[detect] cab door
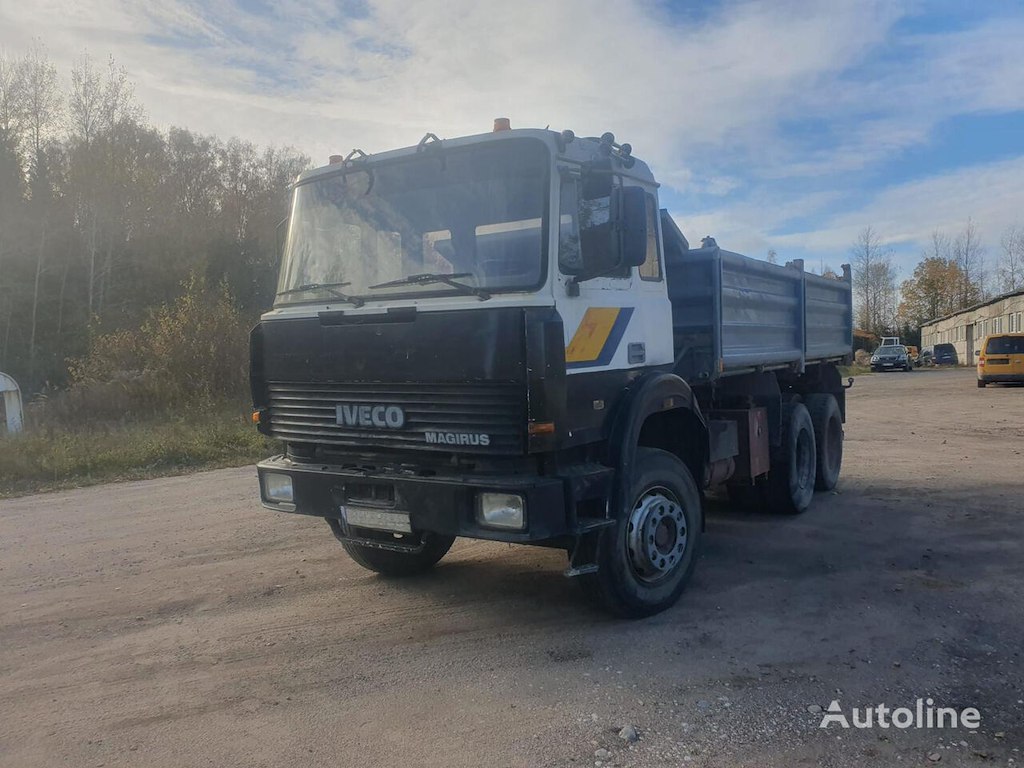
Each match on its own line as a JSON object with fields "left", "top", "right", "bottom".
{"left": 553, "top": 168, "right": 672, "bottom": 377}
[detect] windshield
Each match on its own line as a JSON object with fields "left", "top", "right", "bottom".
{"left": 876, "top": 346, "right": 906, "bottom": 355}
{"left": 985, "top": 336, "right": 1024, "bottom": 355}
{"left": 277, "top": 139, "right": 549, "bottom": 304}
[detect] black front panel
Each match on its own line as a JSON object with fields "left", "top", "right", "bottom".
{"left": 266, "top": 381, "right": 524, "bottom": 454}
{"left": 260, "top": 307, "right": 527, "bottom": 382}
{"left": 255, "top": 307, "right": 531, "bottom": 456}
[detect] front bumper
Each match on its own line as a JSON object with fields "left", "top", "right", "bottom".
{"left": 256, "top": 455, "right": 578, "bottom": 543}
{"left": 978, "top": 373, "right": 1024, "bottom": 384}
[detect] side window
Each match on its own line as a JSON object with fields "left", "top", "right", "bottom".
{"left": 638, "top": 193, "right": 662, "bottom": 281}
{"left": 558, "top": 176, "right": 583, "bottom": 274}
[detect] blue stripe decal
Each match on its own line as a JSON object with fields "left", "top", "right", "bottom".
{"left": 566, "top": 307, "right": 634, "bottom": 369}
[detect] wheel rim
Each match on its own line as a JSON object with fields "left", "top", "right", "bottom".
{"left": 626, "top": 486, "right": 688, "bottom": 585}
{"left": 794, "top": 428, "right": 814, "bottom": 490}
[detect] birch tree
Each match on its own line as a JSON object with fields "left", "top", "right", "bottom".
{"left": 851, "top": 226, "right": 898, "bottom": 336}
{"left": 998, "top": 226, "right": 1024, "bottom": 293}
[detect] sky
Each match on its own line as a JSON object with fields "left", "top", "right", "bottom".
{"left": 2, "top": 0, "right": 1023, "bottom": 280}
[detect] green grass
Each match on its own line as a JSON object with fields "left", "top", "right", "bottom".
{"left": 0, "top": 408, "right": 280, "bottom": 498}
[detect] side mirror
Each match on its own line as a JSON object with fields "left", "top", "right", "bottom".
{"left": 975, "top": 350, "right": 981, "bottom": 356}
{"left": 615, "top": 186, "right": 648, "bottom": 268}
{"left": 569, "top": 184, "right": 648, "bottom": 286}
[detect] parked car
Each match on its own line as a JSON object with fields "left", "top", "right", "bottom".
{"left": 916, "top": 346, "right": 934, "bottom": 367}
{"left": 976, "top": 333, "right": 1024, "bottom": 388}
{"left": 871, "top": 344, "right": 913, "bottom": 372}
{"left": 933, "top": 343, "right": 958, "bottom": 366}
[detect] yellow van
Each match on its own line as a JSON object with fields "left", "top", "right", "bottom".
{"left": 977, "top": 333, "right": 1024, "bottom": 388}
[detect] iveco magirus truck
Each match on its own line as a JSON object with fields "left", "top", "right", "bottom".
{"left": 250, "top": 120, "right": 853, "bottom": 617}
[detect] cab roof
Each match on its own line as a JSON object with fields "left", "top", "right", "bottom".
{"left": 296, "top": 128, "right": 657, "bottom": 187}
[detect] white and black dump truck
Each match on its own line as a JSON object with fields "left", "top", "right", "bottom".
{"left": 251, "top": 121, "right": 853, "bottom": 617}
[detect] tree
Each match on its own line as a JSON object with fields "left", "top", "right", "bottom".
{"left": 69, "top": 53, "right": 103, "bottom": 147}
{"left": 67, "top": 53, "right": 143, "bottom": 317}
{"left": 0, "top": 39, "right": 310, "bottom": 395}
{"left": 0, "top": 51, "right": 27, "bottom": 264}
{"left": 21, "top": 42, "right": 61, "bottom": 162}
{"left": 21, "top": 42, "right": 63, "bottom": 382}
{"left": 897, "top": 257, "right": 963, "bottom": 327}
{"left": 0, "top": 55, "right": 27, "bottom": 370}
{"left": 998, "top": 226, "right": 1024, "bottom": 293}
{"left": 949, "top": 218, "right": 986, "bottom": 306}
{"left": 850, "top": 226, "right": 897, "bottom": 336}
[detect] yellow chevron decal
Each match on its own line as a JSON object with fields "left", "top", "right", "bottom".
{"left": 566, "top": 307, "right": 624, "bottom": 364}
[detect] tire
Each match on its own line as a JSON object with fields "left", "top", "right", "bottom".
{"left": 583, "top": 447, "right": 702, "bottom": 618}
{"left": 804, "top": 393, "right": 843, "bottom": 491}
{"left": 977, "top": 379, "right": 986, "bottom": 388}
{"left": 763, "top": 402, "right": 816, "bottom": 515}
{"left": 338, "top": 530, "right": 455, "bottom": 577}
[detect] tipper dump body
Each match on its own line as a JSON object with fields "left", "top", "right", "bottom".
{"left": 661, "top": 213, "right": 852, "bottom": 382}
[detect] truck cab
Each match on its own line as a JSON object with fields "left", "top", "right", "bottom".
{"left": 251, "top": 123, "right": 852, "bottom": 616}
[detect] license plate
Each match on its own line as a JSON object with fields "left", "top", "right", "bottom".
{"left": 341, "top": 506, "right": 412, "bottom": 533}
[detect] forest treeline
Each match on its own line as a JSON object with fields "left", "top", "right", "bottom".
{"left": 849, "top": 218, "right": 1024, "bottom": 342}
{"left": 0, "top": 44, "right": 309, "bottom": 400}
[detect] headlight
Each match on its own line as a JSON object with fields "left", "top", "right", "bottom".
{"left": 477, "top": 492, "right": 526, "bottom": 530}
{"left": 262, "top": 472, "right": 294, "bottom": 503}
{"left": 871, "top": 356, "right": 878, "bottom": 362}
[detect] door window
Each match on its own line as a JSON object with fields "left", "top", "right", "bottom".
{"left": 558, "top": 172, "right": 630, "bottom": 279}
{"left": 638, "top": 193, "right": 662, "bottom": 282}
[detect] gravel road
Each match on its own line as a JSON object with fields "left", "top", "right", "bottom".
{"left": 2, "top": 368, "right": 1022, "bottom": 767}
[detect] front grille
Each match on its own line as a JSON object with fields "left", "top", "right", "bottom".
{"left": 266, "top": 382, "right": 525, "bottom": 455}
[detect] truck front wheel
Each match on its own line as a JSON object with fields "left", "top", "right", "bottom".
{"left": 584, "top": 447, "right": 703, "bottom": 618}
{"left": 333, "top": 526, "right": 455, "bottom": 577}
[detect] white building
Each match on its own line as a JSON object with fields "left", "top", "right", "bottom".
{"left": 920, "top": 288, "right": 1024, "bottom": 362}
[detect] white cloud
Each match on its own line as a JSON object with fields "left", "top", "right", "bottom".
{"left": 1, "top": 0, "right": 1023, "bottom": 272}
{"left": 0, "top": 0, "right": 905, "bottom": 168}
{"left": 774, "top": 155, "right": 1024, "bottom": 256}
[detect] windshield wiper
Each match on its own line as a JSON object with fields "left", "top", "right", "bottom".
{"left": 367, "top": 272, "right": 491, "bottom": 301}
{"left": 276, "top": 282, "right": 365, "bottom": 307}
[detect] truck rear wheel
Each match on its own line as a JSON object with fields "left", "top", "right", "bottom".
{"left": 335, "top": 528, "right": 455, "bottom": 577}
{"left": 764, "top": 402, "right": 816, "bottom": 514}
{"left": 804, "top": 393, "right": 843, "bottom": 491}
{"left": 583, "top": 448, "right": 702, "bottom": 618}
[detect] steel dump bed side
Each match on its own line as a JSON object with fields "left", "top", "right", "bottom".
{"left": 661, "top": 212, "right": 852, "bottom": 382}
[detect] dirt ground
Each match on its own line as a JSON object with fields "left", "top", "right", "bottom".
{"left": 1, "top": 368, "right": 1022, "bottom": 767}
